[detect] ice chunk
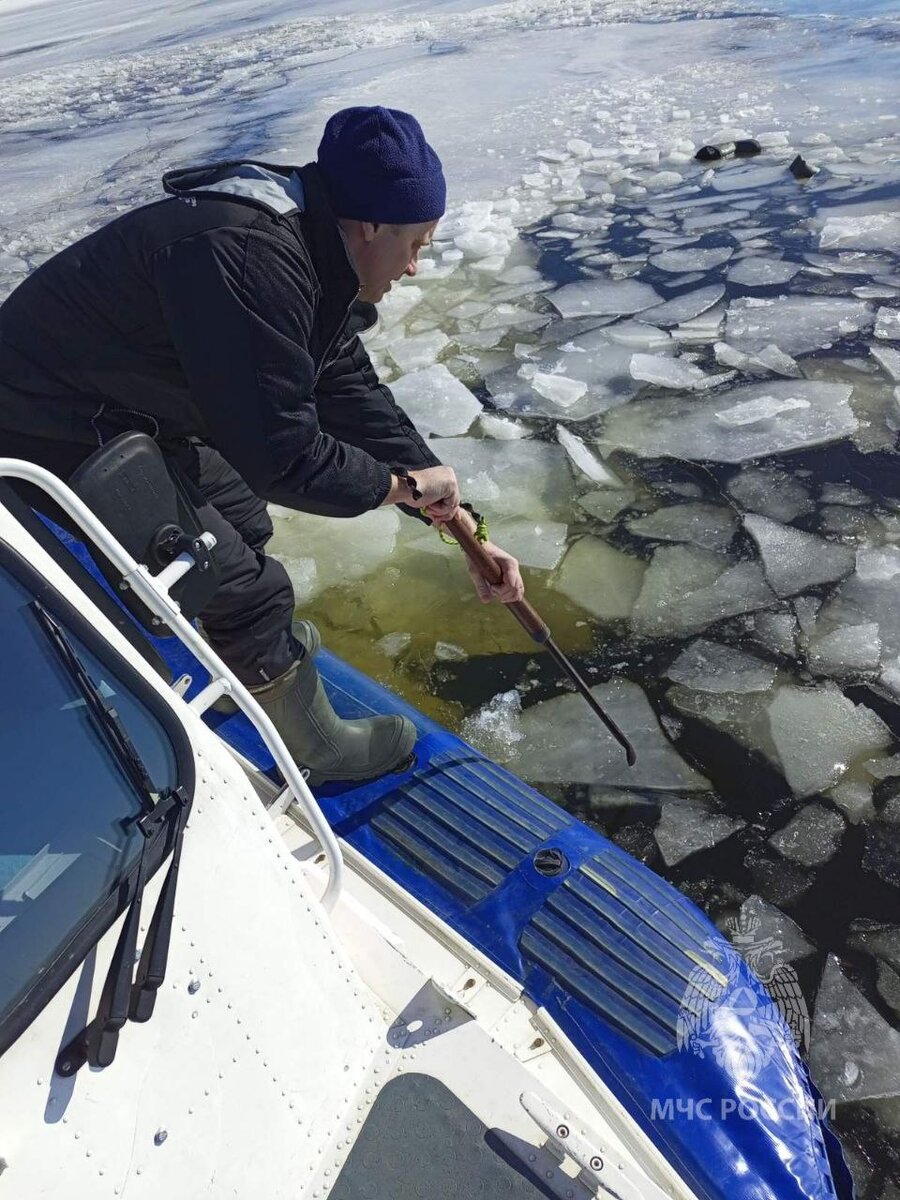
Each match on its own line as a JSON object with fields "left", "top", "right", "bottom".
{"left": 827, "top": 779, "right": 875, "bottom": 824}
{"left": 725, "top": 296, "right": 873, "bottom": 356}
{"left": 727, "top": 467, "right": 813, "bottom": 522}
{"left": 632, "top": 545, "right": 773, "bottom": 638}
{"left": 734, "top": 895, "right": 813, "bottom": 963}
{"left": 752, "top": 611, "right": 799, "bottom": 657}
{"left": 376, "top": 632, "right": 411, "bottom": 658}
{"left": 555, "top": 426, "right": 618, "bottom": 484}
{"left": 434, "top": 436, "right": 572, "bottom": 521}
{"left": 818, "top": 212, "right": 900, "bottom": 252}
{"left": 477, "top": 413, "right": 527, "bottom": 440}
{"left": 753, "top": 344, "right": 802, "bottom": 378}
{"left": 743, "top": 514, "right": 854, "bottom": 598}
{"left": 528, "top": 371, "right": 587, "bottom": 408}
{"left": 630, "top": 353, "right": 731, "bottom": 392}
{"left": 715, "top": 393, "right": 810, "bottom": 427}
{"left": 486, "top": 518, "right": 568, "bottom": 570}
{"left": 871, "top": 344, "right": 900, "bottom": 382}
{"left": 855, "top": 546, "right": 900, "bottom": 582}
{"left": 767, "top": 684, "right": 891, "bottom": 797}
{"left": 769, "top": 803, "right": 845, "bottom": 867}
{"left": 637, "top": 285, "right": 725, "bottom": 328}
{"left": 386, "top": 330, "right": 450, "bottom": 373}
{"left": 875, "top": 306, "right": 900, "bottom": 341}
{"left": 577, "top": 489, "right": 637, "bottom": 523}
{"left": 434, "top": 641, "right": 467, "bottom": 662}
{"left": 668, "top": 639, "right": 777, "bottom": 693}
{"left": 847, "top": 921, "right": 900, "bottom": 974}
{"left": 374, "top": 284, "right": 424, "bottom": 329}
{"left": 682, "top": 210, "right": 749, "bottom": 232}
{"left": 726, "top": 257, "right": 802, "bottom": 287}
{"left": 490, "top": 327, "right": 641, "bottom": 420}
{"left": 389, "top": 364, "right": 481, "bottom": 438}
{"left": 809, "top": 624, "right": 881, "bottom": 676}
{"left": 509, "top": 680, "right": 710, "bottom": 790}
{"left": 550, "top": 536, "right": 646, "bottom": 620}
{"left": 655, "top": 797, "right": 744, "bottom": 866}
{"left": 269, "top": 507, "right": 400, "bottom": 601}
{"left": 549, "top": 278, "right": 661, "bottom": 319}
{"left": 604, "top": 320, "right": 672, "bottom": 351}
{"left": 809, "top": 956, "right": 900, "bottom": 1103}
{"left": 650, "top": 247, "right": 733, "bottom": 273}
{"left": 602, "top": 382, "right": 857, "bottom": 464}
{"left": 626, "top": 504, "right": 737, "bottom": 552}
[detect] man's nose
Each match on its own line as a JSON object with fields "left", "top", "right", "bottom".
{"left": 404, "top": 260, "right": 418, "bottom": 277}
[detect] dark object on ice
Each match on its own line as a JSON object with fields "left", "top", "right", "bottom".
{"left": 789, "top": 154, "right": 818, "bottom": 180}
{"left": 696, "top": 139, "right": 761, "bottom": 163}
{"left": 695, "top": 144, "right": 726, "bottom": 162}
{"left": 734, "top": 139, "right": 762, "bottom": 157}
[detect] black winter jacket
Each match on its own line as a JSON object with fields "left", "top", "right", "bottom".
{"left": 0, "top": 160, "right": 440, "bottom": 517}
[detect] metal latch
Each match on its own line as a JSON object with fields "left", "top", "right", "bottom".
{"left": 521, "top": 1092, "right": 672, "bottom": 1200}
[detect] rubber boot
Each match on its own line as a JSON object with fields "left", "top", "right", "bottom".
{"left": 212, "top": 620, "right": 321, "bottom": 716}
{"left": 251, "top": 653, "right": 417, "bottom": 787}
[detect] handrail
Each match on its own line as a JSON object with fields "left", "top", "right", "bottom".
{"left": 0, "top": 458, "right": 344, "bottom": 910}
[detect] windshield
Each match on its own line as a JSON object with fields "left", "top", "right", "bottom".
{"left": 0, "top": 563, "right": 179, "bottom": 1030}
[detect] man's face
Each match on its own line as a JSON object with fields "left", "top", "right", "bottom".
{"left": 351, "top": 220, "right": 439, "bottom": 303}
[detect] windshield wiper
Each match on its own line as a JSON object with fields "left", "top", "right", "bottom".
{"left": 29, "top": 602, "right": 192, "bottom": 1074}
{"left": 32, "top": 601, "right": 157, "bottom": 805}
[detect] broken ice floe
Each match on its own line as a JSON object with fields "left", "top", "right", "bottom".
{"left": 769, "top": 803, "right": 845, "bottom": 867}
{"left": 726, "top": 257, "right": 802, "bottom": 287}
{"left": 389, "top": 364, "right": 482, "bottom": 437}
{"left": 713, "top": 342, "right": 801, "bottom": 378}
{"left": 817, "top": 211, "right": 900, "bottom": 253}
{"left": 767, "top": 685, "right": 890, "bottom": 797}
{"left": 550, "top": 536, "right": 645, "bottom": 620}
{"left": 637, "top": 284, "right": 725, "bottom": 327}
{"left": 667, "top": 639, "right": 777, "bottom": 694}
{"left": 649, "top": 247, "right": 733, "bottom": 273}
{"left": 733, "top": 894, "right": 813, "bottom": 963}
{"left": 743, "top": 513, "right": 855, "bottom": 598}
{"left": 809, "top": 955, "right": 900, "bottom": 1104}
{"left": 502, "top": 680, "right": 709, "bottom": 791}
{"left": 631, "top": 545, "right": 773, "bottom": 638}
{"left": 433, "top": 436, "right": 573, "bottom": 522}
{"left": 601, "top": 382, "right": 856, "bottom": 463}
{"left": 875, "top": 306, "right": 900, "bottom": 341}
{"left": 809, "top": 624, "right": 882, "bottom": 679}
{"left": 626, "top": 503, "right": 737, "bottom": 552}
{"left": 555, "top": 426, "right": 620, "bottom": 484}
{"left": 727, "top": 466, "right": 813, "bottom": 523}
{"left": 549, "top": 277, "right": 660, "bottom": 319}
{"left": 270, "top": 507, "right": 400, "bottom": 602}
{"left": 629, "top": 352, "right": 732, "bottom": 392}
{"left": 655, "top": 797, "right": 745, "bottom": 867}
{"left": 724, "top": 296, "right": 873, "bottom": 356}
{"left": 386, "top": 329, "right": 451, "bottom": 374}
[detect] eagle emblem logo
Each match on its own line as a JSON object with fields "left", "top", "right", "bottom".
{"left": 676, "top": 909, "right": 810, "bottom": 1079}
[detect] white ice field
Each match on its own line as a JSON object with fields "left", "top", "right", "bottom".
{"left": 2, "top": 0, "right": 900, "bottom": 1186}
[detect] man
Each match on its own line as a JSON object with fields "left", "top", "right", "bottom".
{"left": 0, "top": 105, "right": 524, "bottom": 785}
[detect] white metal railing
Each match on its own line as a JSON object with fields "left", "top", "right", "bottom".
{"left": 0, "top": 458, "right": 344, "bottom": 909}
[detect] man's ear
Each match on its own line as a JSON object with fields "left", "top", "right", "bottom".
{"left": 360, "top": 221, "right": 379, "bottom": 243}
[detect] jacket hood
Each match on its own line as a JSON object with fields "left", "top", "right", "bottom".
{"left": 162, "top": 160, "right": 306, "bottom": 217}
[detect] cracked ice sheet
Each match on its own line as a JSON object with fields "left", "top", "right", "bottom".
{"left": 810, "top": 955, "right": 900, "bottom": 1105}
{"left": 498, "top": 680, "right": 710, "bottom": 790}
{"left": 600, "top": 381, "right": 857, "bottom": 464}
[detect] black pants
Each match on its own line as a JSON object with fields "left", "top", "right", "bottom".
{"left": 1, "top": 429, "right": 300, "bottom": 687}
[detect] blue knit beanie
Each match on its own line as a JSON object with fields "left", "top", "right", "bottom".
{"left": 317, "top": 106, "right": 446, "bottom": 225}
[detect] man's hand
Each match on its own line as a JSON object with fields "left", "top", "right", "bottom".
{"left": 464, "top": 540, "right": 524, "bottom": 604}
{"left": 382, "top": 464, "right": 460, "bottom": 520}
